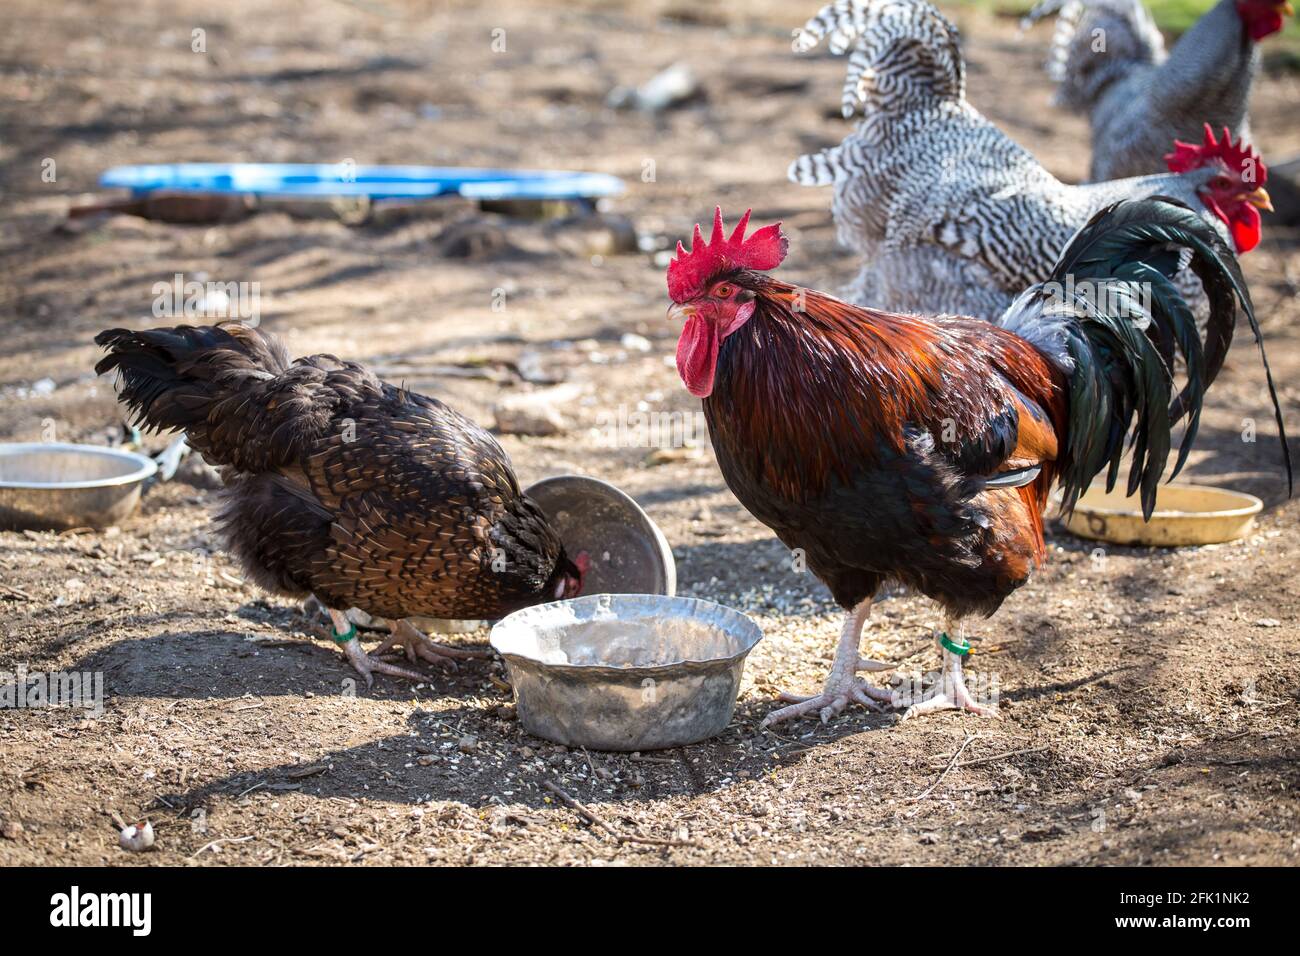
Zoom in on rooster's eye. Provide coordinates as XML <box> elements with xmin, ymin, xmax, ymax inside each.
<box><xmin>714</xmin><ymin>284</ymin><xmax>733</xmax><ymax>298</ymax></box>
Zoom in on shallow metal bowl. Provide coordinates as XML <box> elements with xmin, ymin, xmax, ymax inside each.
<box><xmin>0</xmin><ymin>443</ymin><xmax>158</xmax><ymax>531</ymax></box>
<box><xmin>492</xmin><ymin>594</ymin><xmax>763</xmax><ymax>751</ymax></box>
<box><xmin>525</xmin><ymin>475</ymin><xmax>675</xmax><ymax>597</ymax></box>
<box><xmin>1063</xmin><ymin>482</ymin><xmax>1264</xmax><ymax>547</ymax></box>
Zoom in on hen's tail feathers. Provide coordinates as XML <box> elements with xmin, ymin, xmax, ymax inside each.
<box><xmin>789</xmin><ymin>143</ymin><xmax>846</xmax><ymax>187</ymax></box>
<box><xmin>999</xmin><ymin>197</ymin><xmax>1291</xmax><ymax>519</ymax></box>
<box><xmin>792</xmin><ymin>0</ymin><xmax>965</xmax><ymax>121</ymax></box>
<box><xmin>1020</xmin><ymin>0</ymin><xmax>1165</xmax><ymax>110</ymax></box>
<box><xmin>94</xmin><ymin>323</ymin><xmax>341</xmax><ymax>474</ymax></box>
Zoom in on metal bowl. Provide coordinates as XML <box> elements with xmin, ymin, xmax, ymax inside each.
<box><xmin>491</xmin><ymin>593</ymin><xmax>763</xmax><ymax>751</ymax></box>
<box><xmin>1063</xmin><ymin>482</ymin><xmax>1264</xmax><ymax>547</ymax></box>
<box><xmin>525</xmin><ymin>475</ymin><xmax>675</xmax><ymax>597</ymax></box>
<box><xmin>0</xmin><ymin>443</ymin><xmax>158</xmax><ymax>531</ymax></box>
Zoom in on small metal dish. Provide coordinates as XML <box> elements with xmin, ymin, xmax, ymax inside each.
<box><xmin>1063</xmin><ymin>482</ymin><xmax>1264</xmax><ymax>547</ymax></box>
<box><xmin>525</xmin><ymin>475</ymin><xmax>675</xmax><ymax>597</ymax></box>
<box><xmin>491</xmin><ymin>593</ymin><xmax>763</xmax><ymax>751</ymax></box>
<box><xmin>0</xmin><ymin>442</ymin><xmax>158</xmax><ymax>531</ymax></box>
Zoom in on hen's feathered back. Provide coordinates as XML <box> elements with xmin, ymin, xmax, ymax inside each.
<box><xmin>95</xmin><ymin>324</ymin><xmax>341</xmax><ymax>474</ymax></box>
<box><xmin>1024</xmin><ymin>0</ymin><xmax>1274</xmax><ymax>181</ymax></box>
<box><xmin>1022</xmin><ymin>0</ymin><xmax>1166</xmax><ymax>112</ymax></box>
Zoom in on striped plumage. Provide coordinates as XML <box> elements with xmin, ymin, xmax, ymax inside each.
<box><xmin>1024</xmin><ymin>0</ymin><xmax>1287</xmax><ymax>182</ymax></box>
<box><xmin>789</xmin><ymin>0</ymin><xmax>1252</xmax><ymax>320</ymax></box>
<box><xmin>94</xmin><ymin>324</ymin><xmax>580</xmax><ymax>663</ymax></box>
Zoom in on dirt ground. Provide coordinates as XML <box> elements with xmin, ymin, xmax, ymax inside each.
<box><xmin>1</xmin><ymin>0</ymin><xmax>1298</xmax><ymax>867</ymax></box>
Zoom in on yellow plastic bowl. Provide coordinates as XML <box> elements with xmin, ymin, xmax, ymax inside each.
<box><xmin>1062</xmin><ymin>482</ymin><xmax>1263</xmax><ymax>547</ymax></box>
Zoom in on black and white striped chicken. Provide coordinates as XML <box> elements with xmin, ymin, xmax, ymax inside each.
<box><xmin>1023</xmin><ymin>0</ymin><xmax>1293</xmax><ymax>181</ymax></box>
<box><xmin>95</xmin><ymin>323</ymin><xmax>586</xmax><ymax>685</ymax></box>
<box><xmin>789</xmin><ymin>0</ymin><xmax>1274</xmax><ymax>319</ymax></box>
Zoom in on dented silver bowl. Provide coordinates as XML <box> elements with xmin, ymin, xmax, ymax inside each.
<box><xmin>524</xmin><ymin>475</ymin><xmax>675</xmax><ymax>598</ymax></box>
<box><xmin>0</xmin><ymin>443</ymin><xmax>158</xmax><ymax>531</ymax></box>
<box><xmin>491</xmin><ymin>593</ymin><xmax>763</xmax><ymax>751</ymax></box>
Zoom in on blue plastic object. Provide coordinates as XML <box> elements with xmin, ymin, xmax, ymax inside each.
<box><xmin>99</xmin><ymin>163</ymin><xmax>625</xmax><ymax>202</ymax></box>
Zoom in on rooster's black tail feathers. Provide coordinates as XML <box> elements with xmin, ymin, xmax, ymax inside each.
<box><xmin>1000</xmin><ymin>197</ymin><xmax>1290</xmax><ymax>518</ymax></box>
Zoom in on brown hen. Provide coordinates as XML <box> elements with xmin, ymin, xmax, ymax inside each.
<box><xmin>95</xmin><ymin>323</ymin><xmax>585</xmax><ymax>685</ymax></box>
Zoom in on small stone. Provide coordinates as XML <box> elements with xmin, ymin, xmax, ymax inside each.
<box><xmin>119</xmin><ymin>820</ymin><xmax>155</xmax><ymax>852</ymax></box>
<box><xmin>175</xmin><ymin>453</ymin><xmax>224</xmax><ymax>490</ymax></box>
<box><xmin>607</xmin><ymin>63</ymin><xmax>701</xmax><ymax>113</ymax></box>
<box><xmin>644</xmin><ymin>446</ymin><xmax>703</xmax><ymax>467</ymax></box>
<box><xmin>492</xmin><ymin>383</ymin><xmax>584</xmax><ymax>436</ymax></box>
<box><xmin>1255</xmin><ymin>618</ymin><xmax>1281</xmax><ymax>628</ymax></box>
<box><xmin>458</xmin><ymin>735</ymin><xmax>478</xmax><ymax>754</ymax></box>
<box><xmin>1</xmin><ymin>820</ymin><xmax>22</xmax><ymax>840</ymax></box>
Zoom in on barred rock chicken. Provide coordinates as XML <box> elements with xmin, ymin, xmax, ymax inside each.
<box><xmin>789</xmin><ymin>0</ymin><xmax>1274</xmax><ymax>320</ymax></box>
<box><xmin>667</xmin><ymin>205</ymin><xmax>1288</xmax><ymax>725</ymax></box>
<box><xmin>95</xmin><ymin>324</ymin><xmax>586</xmax><ymax>685</ymax></box>
<box><xmin>1024</xmin><ymin>0</ymin><xmax>1293</xmax><ymax>181</ymax></box>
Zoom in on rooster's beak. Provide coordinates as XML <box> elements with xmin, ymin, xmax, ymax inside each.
<box><xmin>667</xmin><ymin>303</ymin><xmax>696</xmax><ymax>325</ymax></box>
<box><xmin>1245</xmin><ymin>187</ymin><xmax>1274</xmax><ymax>213</ymax></box>
<box><xmin>1283</xmin><ymin>2</ymin><xmax>1295</xmax><ymax>17</ymax></box>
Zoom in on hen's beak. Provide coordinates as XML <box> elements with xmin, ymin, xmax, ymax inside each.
<box><xmin>667</xmin><ymin>302</ymin><xmax>696</xmax><ymax>325</ymax></box>
<box><xmin>1245</xmin><ymin>187</ymin><xmax>1274</xmax><ymax>213</ymax></box>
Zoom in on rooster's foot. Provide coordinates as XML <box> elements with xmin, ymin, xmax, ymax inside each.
<box><xmin>899</xmin><ymin>647</ymin><xmax>997</xmax><ymax>720</ymax></box>
<box><xmin>372</xmin><ymin>619</ymin><xmax>491</xmax><ymax>671</ymax></box>
<box><xmin>761</xmin><ymin>677</ymin><xmax>894</xmax><ymax>728</ymax></box>
<box><xmin>339</xmin><ymin>637</ymin><xmax>427</xmax><ymax>688</ymax></box>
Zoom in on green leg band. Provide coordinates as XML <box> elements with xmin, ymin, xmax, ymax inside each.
<box><xmin>331</xmin><ymin>621</ymin><xmax>357</xmax><ymax>645</ymax></box>
<box><xmin>939</xmin><ymin>632</ymin><xmax>971</xmax><ymax>656</ymax></box>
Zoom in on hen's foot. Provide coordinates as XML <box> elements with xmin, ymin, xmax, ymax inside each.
<box><xmin>338</xmin><ymin>636</ymin><xmax>427</xmax><ymax>688</ymax></box>
<box><xmin>372</xmin><ymin>619</ymin><xmax>491</xmax><ymax>670</ymax></box>
<box><xmin>762</xmin><ymin>676</ymin><xmax>894</xmax><ymax>727</ymax></box>
<box><xmin>899</xmin><ymin>643</ymin><xmax>997</xmax><ymax>720</ymax></box>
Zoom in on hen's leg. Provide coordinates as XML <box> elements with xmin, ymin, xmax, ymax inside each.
<box><xmin>371</xmin><ymin>618</ymin><xmax>491</xmax><ymax>669</ymax></box>
<box><xmin>329</xmin><ymin>609</ymin><xmax>426</xmax><ymax>688</ymax></box>
<box><xmin>900</xmin><ymin>619</ymin><xmax>997</xmax><ymax>720</ymax></box>
<box><xmin>761</xmin><ymin>598</ymin><xmax>896</xmax><ymax>727</ymax></box>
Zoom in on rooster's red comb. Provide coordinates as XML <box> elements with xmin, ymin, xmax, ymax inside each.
<box><xmin>666</xmin><ymin>207</ymin><xmax>788</xmax><ymax>303</ymax></box>
<box><xmin>1165</xmin><ymin>124</ymin><xmax>1267</xmax><ymax>184</ymax></box>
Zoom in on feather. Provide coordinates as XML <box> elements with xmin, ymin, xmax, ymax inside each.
<box><xmin>94</xmin><ymin>323</ymin><xmax>574</xmax><ymax>621</ymax></box>
<box><xmin>1000</xmin><ymin>197</ymin><xmax>1292</xmax><ymax>519</ymax></box>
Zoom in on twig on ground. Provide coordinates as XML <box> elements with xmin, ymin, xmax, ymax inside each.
<box><xmin>911</xmin><ymin>733</ymin><xmax>979</xmax><ymax>802</ymax></box>
<box><xmin>927</xmin><ymin>744</ymin><xmax>1048</xmax><ymax>770</ymax></box>
<box><xmin>189</xmin><ymin>835</ymin><xmax>254</xmax><ymax>859</ymax></box>
<box><xmin>542</xmin><ymin>780</ymin><xmax>697</xmax><ymax>848</ymax></box>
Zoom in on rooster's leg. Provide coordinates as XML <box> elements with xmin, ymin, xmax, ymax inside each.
<box><xmin>329</xmin><ymin>609</ymin><xmax>427</xmax><ymax>688</ymax></box>
<box><xmin>899</xmin><ymin>620</ymin><xmax>997</xmax><ymax>720</ymax></box>
<box><xmin>760</xmin><ymin>598</ymin><xmax>896</xmax><ymax>727</ymax></box>
<box><xmin>372</xmin><ymin>618</ymin><xmax>492</xmax><ymax>670</ymax></box>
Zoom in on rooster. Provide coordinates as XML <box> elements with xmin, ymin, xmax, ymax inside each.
<box><xmin>94</xmin><ymin>323</ymin><xmax>586</xmax><ymax>686</ymax></box>
<box><xmin>789</xmin><ymin>0</ymin><xmax>1274</xmax><ymax>320</ymax></box>
<box><xmin>1024</xmin><ymin>0</ymin><xmax>1294</xmax><ymax>181</ymax></box>
<box><xmin>666</xmin><ymin>205</ymin><xmax>1289</xmax><ymax>725</ymax></box>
